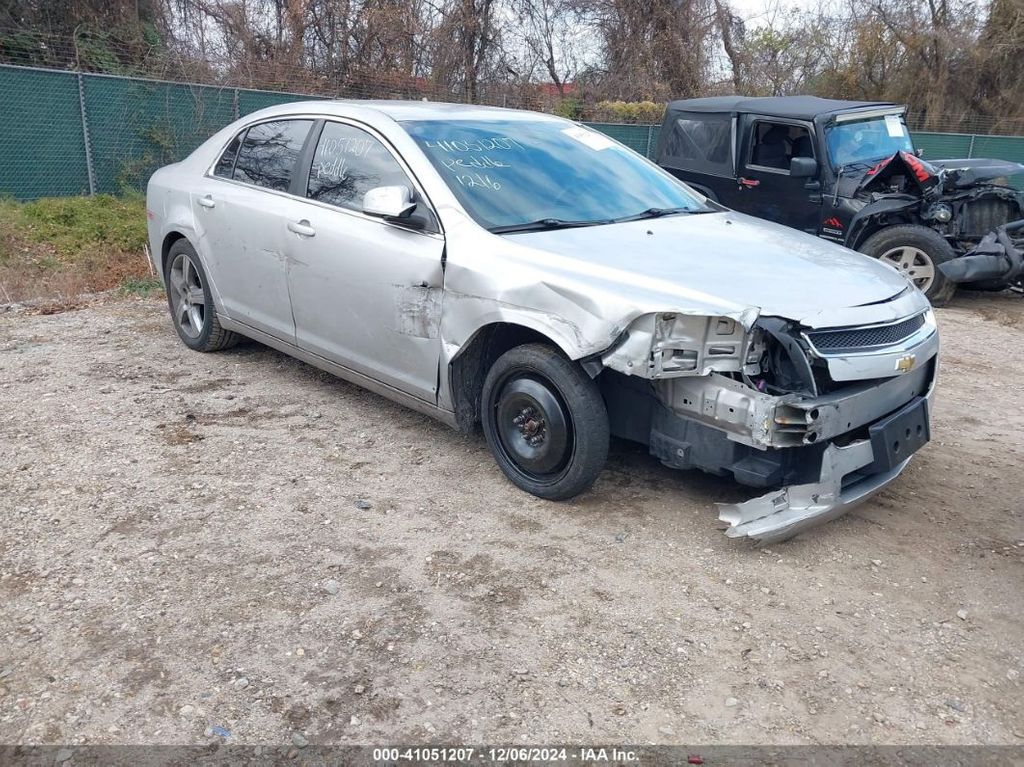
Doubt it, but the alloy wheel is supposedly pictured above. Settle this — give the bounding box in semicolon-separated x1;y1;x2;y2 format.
880;245;936;292
168;252;206;338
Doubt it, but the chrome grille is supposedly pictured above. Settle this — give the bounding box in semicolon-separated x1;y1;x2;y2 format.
806;313;926;353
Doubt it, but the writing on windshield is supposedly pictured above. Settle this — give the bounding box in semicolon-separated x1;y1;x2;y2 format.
403;118;705;230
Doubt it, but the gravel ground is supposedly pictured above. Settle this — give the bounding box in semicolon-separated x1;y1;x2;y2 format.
0;291;1021;747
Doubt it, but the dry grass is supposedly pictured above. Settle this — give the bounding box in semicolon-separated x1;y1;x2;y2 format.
0;194;157;309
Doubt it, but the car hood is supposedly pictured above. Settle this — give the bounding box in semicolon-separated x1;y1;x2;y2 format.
927;157;1024;188
507;211;909;320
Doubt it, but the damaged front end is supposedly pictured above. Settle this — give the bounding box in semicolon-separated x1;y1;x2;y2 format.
849;151;1024;287
599;302;938;543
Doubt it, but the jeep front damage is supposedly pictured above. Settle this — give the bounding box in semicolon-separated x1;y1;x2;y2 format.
599;309;938;543
849;151;1024;287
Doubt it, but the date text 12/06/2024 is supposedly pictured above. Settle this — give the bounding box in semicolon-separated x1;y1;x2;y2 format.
371;747;646;763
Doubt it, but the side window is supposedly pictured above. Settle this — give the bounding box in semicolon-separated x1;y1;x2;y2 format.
663;112;733;175
307;121;412;211
232;119;313;192
749;121;813;172
214;132;242;178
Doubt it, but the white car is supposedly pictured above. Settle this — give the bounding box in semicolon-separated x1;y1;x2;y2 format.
146;100;938;542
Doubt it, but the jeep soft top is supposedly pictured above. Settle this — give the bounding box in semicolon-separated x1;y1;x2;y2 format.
657;96;1024;304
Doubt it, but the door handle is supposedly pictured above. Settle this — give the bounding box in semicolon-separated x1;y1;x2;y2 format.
287;219;316;237
197;195;216;208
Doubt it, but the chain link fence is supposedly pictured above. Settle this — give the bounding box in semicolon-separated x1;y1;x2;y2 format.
4;63;1024;200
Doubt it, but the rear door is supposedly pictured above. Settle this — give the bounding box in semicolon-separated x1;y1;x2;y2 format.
280;119;445;401
735;117;822;234
193;118;315;341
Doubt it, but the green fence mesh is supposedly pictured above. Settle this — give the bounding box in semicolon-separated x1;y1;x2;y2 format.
82;75;238;193
0;66;91;197
583;122;660;157
3;64;1024;200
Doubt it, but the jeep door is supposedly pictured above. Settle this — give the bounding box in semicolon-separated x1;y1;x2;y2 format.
735;117;823;235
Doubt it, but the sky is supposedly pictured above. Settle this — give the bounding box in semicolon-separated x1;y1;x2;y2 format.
728;0;820;28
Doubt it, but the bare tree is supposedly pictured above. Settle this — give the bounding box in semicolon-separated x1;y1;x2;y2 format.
513;0;587;97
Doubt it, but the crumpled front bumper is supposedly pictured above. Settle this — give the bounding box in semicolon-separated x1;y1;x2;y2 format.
717;385;935;544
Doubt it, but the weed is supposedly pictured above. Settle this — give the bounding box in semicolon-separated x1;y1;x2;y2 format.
0;194;151;306
18;194;147;257
120;276;164;296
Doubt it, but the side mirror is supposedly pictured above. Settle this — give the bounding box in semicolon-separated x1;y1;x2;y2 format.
789;157;818;178
362;185;416;220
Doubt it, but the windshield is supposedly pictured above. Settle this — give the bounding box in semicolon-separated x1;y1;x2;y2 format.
402;118;708;231
826;114;914;168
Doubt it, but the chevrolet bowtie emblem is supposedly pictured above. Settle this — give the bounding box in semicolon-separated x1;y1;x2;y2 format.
896;354;916;373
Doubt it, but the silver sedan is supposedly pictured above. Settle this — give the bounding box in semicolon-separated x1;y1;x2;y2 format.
146;101;938;542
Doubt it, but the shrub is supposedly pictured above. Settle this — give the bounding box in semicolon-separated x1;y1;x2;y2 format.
589;100;665;124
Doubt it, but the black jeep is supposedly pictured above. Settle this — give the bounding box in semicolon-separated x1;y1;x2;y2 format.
656;95;1024;304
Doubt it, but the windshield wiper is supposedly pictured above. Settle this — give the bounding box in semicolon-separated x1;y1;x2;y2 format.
489;218;611;234
611;206;698;223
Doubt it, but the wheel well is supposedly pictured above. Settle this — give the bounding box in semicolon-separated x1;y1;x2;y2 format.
448;323;559;433
849;215;917;251
160;231;188;276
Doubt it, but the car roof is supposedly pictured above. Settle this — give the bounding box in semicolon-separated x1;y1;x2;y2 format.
242;98;563;123
666;95;903;120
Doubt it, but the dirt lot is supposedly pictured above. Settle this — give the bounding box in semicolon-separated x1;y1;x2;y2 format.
0;291;1021;747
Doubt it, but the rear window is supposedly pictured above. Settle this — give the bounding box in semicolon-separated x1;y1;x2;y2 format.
232;119;313;192
214;133;241;178
661;112;733;176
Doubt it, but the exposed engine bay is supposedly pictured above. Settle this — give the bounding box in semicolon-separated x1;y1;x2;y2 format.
599;297;938;543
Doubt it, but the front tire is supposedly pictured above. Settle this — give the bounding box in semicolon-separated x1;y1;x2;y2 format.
481;343;609;500
164;239;238;352
860;225;958;306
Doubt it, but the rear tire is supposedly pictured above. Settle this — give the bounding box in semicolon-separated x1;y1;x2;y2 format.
164;239;239;352
860;225;958;306
481;343;609;500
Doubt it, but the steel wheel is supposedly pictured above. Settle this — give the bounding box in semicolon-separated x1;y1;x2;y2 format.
168;251;207;339
480;344;609;500
880;245;935;292
493;375;574;484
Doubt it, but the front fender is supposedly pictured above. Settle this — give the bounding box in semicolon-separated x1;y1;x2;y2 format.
846;196;919;249
439;291;601;362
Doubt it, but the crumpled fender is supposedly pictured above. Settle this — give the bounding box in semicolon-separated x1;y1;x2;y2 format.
845;195;919;248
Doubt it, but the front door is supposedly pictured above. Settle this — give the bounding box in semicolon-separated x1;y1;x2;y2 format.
734;119;822;235
282;120;445;401
193;118;315;341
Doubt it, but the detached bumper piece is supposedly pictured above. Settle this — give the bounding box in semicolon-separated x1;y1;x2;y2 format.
940;218;1024;285
718;397;930;544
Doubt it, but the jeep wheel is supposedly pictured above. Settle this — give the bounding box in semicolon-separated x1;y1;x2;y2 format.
860;225;958;306
481;343;609;500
